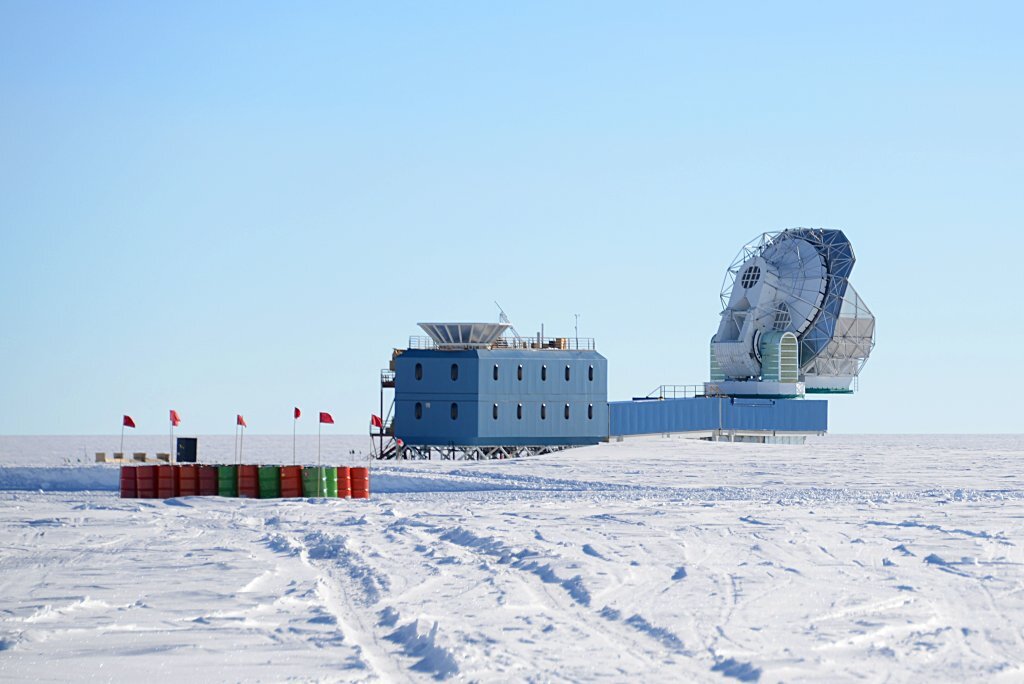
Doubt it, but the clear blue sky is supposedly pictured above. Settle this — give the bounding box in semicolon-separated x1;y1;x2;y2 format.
1;2;1021;434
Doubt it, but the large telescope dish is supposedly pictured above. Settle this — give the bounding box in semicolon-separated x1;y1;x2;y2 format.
709;228;875;396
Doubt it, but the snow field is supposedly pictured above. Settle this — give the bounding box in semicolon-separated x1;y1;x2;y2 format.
2;434;1024;682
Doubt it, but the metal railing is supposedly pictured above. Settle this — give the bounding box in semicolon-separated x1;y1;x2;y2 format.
645;384;711;399
407;335;596;351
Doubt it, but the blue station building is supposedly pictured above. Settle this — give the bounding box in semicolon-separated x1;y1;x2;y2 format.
387;323;608;458
379;321;827;459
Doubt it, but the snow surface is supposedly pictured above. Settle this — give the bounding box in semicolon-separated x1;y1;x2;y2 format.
2;434;1024;682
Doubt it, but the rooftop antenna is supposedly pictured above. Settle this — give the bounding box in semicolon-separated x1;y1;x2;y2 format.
495;301;524;343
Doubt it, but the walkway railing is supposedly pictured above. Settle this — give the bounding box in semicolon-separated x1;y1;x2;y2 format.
644;384;712;399
408;335;596;351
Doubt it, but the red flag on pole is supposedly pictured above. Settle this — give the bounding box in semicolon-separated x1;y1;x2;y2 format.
123;415;135;428
370;414;383;428
237;414;246;427
396;438;404;447
294;407;301;420
169;410;181;427
319;412;334;424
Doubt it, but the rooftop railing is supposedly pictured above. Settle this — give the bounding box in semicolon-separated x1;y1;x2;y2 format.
644;384;714;399
407;335;596;351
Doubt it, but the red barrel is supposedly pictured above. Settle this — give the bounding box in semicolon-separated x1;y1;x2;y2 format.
178;465;199;496
119;466;137;498
156;465;179;499
198;465;218;495
237;465;259;498
337;467;352;499
350;467;370;499
280;465;302;498
136;465;158;498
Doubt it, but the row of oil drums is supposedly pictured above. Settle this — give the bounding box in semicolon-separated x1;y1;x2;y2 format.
119;464;371;499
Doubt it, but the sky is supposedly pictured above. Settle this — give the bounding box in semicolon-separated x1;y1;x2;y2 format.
1;1;1021;435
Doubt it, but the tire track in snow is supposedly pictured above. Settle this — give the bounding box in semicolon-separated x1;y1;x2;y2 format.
264;527;419;681
413;520;710;677
381;514;690;677
386;519;557;678
437;526;593;606
262;512;463;681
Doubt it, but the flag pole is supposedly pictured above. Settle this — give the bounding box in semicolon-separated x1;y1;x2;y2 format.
234;423;239;465
292;414;297;466
239;424;244;463
120;422;124;455
317;420;323;497
169;421;174;464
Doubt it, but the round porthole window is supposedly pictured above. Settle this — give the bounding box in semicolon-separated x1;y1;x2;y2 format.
740;265;761;289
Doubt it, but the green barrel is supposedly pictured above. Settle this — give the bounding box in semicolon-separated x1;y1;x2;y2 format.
217;465;238;497
258;466;281;499
301;466;337;497
323;467;338;498
301;466;324;497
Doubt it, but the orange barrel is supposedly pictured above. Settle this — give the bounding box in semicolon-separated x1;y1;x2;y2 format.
350;467;370;499
136;465;158;498
154;464;179;497
337;467;352;499
197;465;219;495
178;464;199;496
237;465;260;498
119;466;137;498
156;465;179;498
280;465;303;498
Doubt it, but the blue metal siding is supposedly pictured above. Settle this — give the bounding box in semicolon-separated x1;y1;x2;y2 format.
395;348;607;446
395;350;479;397
608;397;827;436
395;396;481;444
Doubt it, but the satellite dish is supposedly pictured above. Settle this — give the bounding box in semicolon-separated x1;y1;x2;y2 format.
710;228;875;395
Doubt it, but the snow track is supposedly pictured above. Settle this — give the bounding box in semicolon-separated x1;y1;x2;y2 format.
2;435;1024;681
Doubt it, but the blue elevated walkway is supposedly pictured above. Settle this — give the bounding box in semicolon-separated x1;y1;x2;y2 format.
608;397;827;437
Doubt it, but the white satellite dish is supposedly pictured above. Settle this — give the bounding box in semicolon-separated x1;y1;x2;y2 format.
709;228;875;397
